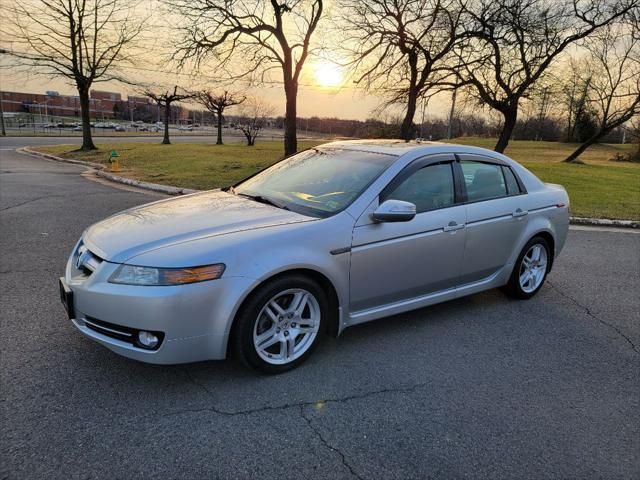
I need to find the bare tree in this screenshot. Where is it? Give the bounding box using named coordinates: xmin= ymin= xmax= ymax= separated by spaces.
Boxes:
xmin=170 ymin=0 xmax=323 ymax=156
xmin=237 ymin=97 xmax=275 ymax=146
xmin=144 ymin=86 xmax=196 ymax=145
xmin=557 ymin=59 xmax=594 ymax=142
xmin=196 ymin=91 xmax=245 ymax=145
xmin=564 ymin=17 xmax=640 ymax=162
xmin=3 ymin=0 xmax=144 ymax=150
xmin=455 ymin=0 xmax=637 ymax=153
xmin=339 ymin=0 xmax=465 ymax=140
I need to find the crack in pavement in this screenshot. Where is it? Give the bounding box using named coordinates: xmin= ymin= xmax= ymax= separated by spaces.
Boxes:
xmin=0 ymin=195 xmax=63 ymax=212
xmin=547 ymin=281 xmax=639 ymax=355
xmin=172 ymin=371 xmax=431 ymax=479
xmin=175 ymin=372 xmax=429 ymax=420
xmin=299 ymin=404 xmax=364 ymax=480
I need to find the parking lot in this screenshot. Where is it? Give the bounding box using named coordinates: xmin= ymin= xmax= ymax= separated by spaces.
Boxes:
xmin=1 ymin=139 xmax=639 ymax=479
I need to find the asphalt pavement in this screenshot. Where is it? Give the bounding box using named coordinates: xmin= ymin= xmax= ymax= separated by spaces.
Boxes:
xmin=1 ymin=138 xmax=639 ymax=479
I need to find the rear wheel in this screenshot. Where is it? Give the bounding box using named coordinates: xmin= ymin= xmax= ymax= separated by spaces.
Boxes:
xmin=503 ymin=236 xmax=551 ymax=299
xmin=232 ymin=275 xmax=326 ymax=374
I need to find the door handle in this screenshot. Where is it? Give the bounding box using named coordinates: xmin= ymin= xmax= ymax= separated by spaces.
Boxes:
xmin=443 ymin=221 xmax=465 ymax=232
xmin=512 ymin=208 xmax=529 ymax=218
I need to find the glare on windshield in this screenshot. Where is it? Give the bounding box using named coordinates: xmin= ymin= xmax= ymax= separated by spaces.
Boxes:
xmin=235 ymin=148 xmax=397 ymax=217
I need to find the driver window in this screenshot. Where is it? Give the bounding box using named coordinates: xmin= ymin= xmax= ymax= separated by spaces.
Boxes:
xmin=385 ymin=163 xmax=455 ymax=213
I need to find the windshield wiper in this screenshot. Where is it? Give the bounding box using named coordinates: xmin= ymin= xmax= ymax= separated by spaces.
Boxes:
xmin=237 ymin=192 xmax=290 ymax=211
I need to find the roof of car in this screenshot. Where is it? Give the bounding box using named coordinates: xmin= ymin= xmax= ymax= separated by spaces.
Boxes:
xmin=320 ymin=139 xmax=502 ymax=159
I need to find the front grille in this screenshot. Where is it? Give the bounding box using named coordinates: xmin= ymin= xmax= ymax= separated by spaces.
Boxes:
xmin=83 ymin=316 xmax=164 ymax=350
xmin=73 ymin=243 xmax=103 ymax=277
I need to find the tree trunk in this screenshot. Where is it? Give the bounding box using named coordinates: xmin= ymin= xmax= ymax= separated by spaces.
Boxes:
xmin=401 ymin=88 xmax=418 ymax=141
xmin=163 ymin=102 xmax=171 ymax=145
xmin=563 ymin=131 xmax=603 ymax=163
xmin=494 ymin=107 xmax=518 ymax=153
xmin=216 ymin=108 xmax=223 ymax=145
xmin=78 ymin=88 xmax=96 ymax=151
xmin=632 ymin=141 xmax=640 ymax=162
xmin=284 ymin=81 xmax=298 ymax=156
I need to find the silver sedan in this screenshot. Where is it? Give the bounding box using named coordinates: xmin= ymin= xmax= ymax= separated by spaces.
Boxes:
xmin=59 ymin=140 xmax=569 ymax=373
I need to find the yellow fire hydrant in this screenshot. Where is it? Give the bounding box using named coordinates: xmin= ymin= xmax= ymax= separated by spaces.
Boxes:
xmin=108 ymin=150 xmax=120 ymax=172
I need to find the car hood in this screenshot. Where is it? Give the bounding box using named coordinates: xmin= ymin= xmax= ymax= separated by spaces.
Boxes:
xmin=83 ymin=190 xmax=315 ymax=263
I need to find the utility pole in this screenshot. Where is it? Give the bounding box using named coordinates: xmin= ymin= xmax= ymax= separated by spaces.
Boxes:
xmin=418 ymin=96 xmax=427 ymax=139
xmin=447 ymin=87 xmax=457 ymax=140
xmin=537 ymin=86 xmax=550 ymax=141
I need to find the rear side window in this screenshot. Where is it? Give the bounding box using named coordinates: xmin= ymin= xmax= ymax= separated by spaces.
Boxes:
xmin=385 ymin=163 xmax=455 ymax=213
xmin=502 ymin=166 xmax=522 ymax=195
xmin=460 ymin=161 xmax=507 ymax=202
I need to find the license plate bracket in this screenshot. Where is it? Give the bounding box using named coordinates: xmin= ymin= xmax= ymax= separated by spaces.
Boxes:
xmin=59 ymin=277 xmax=75 ymax=319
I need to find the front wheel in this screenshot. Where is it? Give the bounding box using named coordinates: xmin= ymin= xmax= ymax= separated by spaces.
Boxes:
xmin=503 ymin=236 xmax=551 ymax=299
xmin=232 ymin=275 xmax=327 ymax=374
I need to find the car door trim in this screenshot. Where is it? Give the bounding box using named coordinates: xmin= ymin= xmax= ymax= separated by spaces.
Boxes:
xmin=352 ymin=224 xmax=444 ymax=250
xmin=465 ymin=212 xmax=514 ymax=226
xmin=349 ymin=268 xmax=503 ymax=324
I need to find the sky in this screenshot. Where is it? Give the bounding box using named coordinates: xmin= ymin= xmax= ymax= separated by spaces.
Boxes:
xmin=0 ymin=0 xmax=454 ymax=122
xmin=0 ymin=61 xmax=453 ymax=122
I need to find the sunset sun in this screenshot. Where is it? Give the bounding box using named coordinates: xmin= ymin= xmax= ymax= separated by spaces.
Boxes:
xmin=313 ymin=60 xmax=343 ymax=87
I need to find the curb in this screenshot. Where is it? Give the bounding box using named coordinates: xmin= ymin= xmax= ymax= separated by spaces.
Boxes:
xmin=20 ymin=147 xmax=197 ymax=196
xmin=19 ymin=146 xmax=639 ymax=229
xmin=568 ymin=216 xmax=639 ymax=229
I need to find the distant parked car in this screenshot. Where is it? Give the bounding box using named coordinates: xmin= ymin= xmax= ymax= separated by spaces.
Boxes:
xmin=114 ymin=125 xmax=126 ymax=132
xmin=178 ymin=125 xmax=193 ymax=131
xmin=73 ymin=126 xmax=83 ymax=132
xmin=59 ymin=140 xmax=570 ymax=374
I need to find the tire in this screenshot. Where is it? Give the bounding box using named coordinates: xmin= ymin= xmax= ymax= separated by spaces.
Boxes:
xmin=503 ymin=236 xmax=551 ymax=299
xmin=232 ymin=274 xmax=327 ymax=374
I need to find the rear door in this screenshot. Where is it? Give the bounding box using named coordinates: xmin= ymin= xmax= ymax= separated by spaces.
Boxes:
xmin=349 ymin=154 xmax=467 ymax=313
xmin=457 ymin=154 xmax=529 ymax=285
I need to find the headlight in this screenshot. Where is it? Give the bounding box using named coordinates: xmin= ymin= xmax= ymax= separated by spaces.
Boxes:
xmin=109 ymin=263 xmax=225 ymax=286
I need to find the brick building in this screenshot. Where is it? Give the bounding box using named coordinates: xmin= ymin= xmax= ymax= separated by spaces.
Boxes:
xmin=0 ymin=89 xmax=140 ymax=120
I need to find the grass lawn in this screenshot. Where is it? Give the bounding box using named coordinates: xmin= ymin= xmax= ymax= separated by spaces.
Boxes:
xmin=35 ymin=137 xmax=639 ymax=220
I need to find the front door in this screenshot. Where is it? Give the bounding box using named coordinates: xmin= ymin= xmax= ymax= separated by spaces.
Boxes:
xmin=349 ymin=155 xmax=467 ymax=313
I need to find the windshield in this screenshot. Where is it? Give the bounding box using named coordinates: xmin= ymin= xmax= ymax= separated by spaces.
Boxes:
xmin=234 ymin=148 xmax=397 ymax=217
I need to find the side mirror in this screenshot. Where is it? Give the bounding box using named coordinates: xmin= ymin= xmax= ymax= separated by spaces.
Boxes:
xmin=372 ymin=199 xmax=416 ymax=222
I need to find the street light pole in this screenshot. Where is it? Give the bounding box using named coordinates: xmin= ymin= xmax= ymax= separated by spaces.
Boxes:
xmin=0 ymin=92 xmax=6 ymax=136
xmin=0 ymin=50 xmax=6 ymax=136
xmin=447 ymin=87 xmax=458 ymax=140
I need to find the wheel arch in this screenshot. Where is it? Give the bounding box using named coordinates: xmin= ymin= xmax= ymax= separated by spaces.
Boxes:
xmin=225 ymin=267 xmax=342 ymax=357
xmin=533 ymin=230 xmax=555 ymax=271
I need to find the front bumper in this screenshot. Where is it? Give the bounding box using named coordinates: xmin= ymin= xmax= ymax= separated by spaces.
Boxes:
xmin=63 ymin=247 xmax=255 ymax=364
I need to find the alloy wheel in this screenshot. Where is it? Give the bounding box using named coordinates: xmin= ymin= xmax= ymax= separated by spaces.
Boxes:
xmin=252 ymin=288 xmax=321 ymax=365
xmin=519 ymin=243 xmax=548 ymax=293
